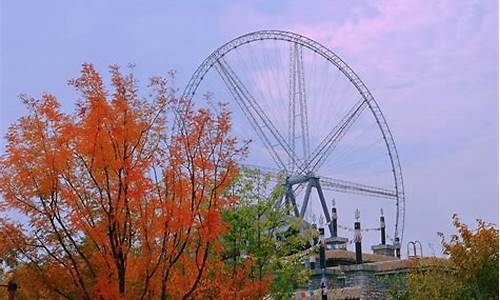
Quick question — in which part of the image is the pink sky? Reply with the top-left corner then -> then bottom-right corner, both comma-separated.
1,0 -> 498,254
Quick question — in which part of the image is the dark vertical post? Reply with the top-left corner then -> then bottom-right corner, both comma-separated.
380,215 -> 386,245
331,206 -> 338,238
395,237 -> 401,259
7,281 -> 17,300
318,228 -> 326,269
318,227 -> 327,299
354,221 -> 362,264
307,225 -> 318,300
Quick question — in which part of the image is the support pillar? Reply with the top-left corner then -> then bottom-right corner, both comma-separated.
331,206 -> 338,238
284,175 -> 334,236
380,214 -> 386,245
395,237 -> 401,259
354,223 -> 362,264
354,210 -> 363,264
318,227 -> 328,300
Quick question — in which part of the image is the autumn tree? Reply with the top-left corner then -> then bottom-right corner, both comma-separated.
0,64 -> 260,299
386,214 -> 498,300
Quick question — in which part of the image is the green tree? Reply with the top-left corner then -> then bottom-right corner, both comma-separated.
221,168 -> 317,299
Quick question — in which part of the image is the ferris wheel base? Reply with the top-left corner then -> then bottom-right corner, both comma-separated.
284,174 -> 334,236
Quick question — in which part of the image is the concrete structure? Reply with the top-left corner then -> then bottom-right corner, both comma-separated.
296,255 -> 442,300
371,244 -> 396,257
294,208 -> 411,299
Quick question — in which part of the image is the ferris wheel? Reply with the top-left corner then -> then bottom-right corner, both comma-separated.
183,30 -> 405,243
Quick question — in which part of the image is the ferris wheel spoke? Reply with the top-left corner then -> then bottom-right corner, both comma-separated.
319,176 -> 397,200
303,98 -> 368,173
215,63 -> 287,171
215,58 -> 304,173
288,43 -> 311,171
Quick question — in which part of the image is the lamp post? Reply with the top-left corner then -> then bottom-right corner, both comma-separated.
395,237 -> 401,259
331,199 -> 337,238
354,209 -> 362,264
318,227 -> 327,300
380,208 -> 386,245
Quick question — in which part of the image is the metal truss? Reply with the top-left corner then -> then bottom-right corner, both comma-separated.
284,175 -> 333,235
319,176 -> 397,200
183,30 -> 406,242
288,43 -> 311,172
215,58 -> 304,173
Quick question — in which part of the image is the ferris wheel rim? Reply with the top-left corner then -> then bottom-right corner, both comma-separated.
182,29 -> 405,243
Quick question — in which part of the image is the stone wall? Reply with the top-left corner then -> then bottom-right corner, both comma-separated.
300,259 -> 419,299
298,258 -> 442,299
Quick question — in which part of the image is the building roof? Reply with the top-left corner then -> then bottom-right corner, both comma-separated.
325,249 -> 395,264
328,287 -> 362,299
331,256 -> 449,273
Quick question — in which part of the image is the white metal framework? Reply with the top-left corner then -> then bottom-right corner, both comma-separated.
182,30 -> 405,242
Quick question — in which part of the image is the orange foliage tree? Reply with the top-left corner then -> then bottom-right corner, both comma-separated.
0,64 -> 267,299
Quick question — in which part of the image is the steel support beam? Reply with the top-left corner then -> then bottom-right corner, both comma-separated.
285,175 -> 333,236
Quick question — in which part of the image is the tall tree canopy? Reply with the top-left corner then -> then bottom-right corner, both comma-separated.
0,64 -> 259,299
